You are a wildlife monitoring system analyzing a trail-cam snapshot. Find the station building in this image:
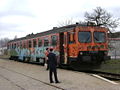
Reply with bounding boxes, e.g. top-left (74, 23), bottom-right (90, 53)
top-left (108, 38), bottom-right (120, 59)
